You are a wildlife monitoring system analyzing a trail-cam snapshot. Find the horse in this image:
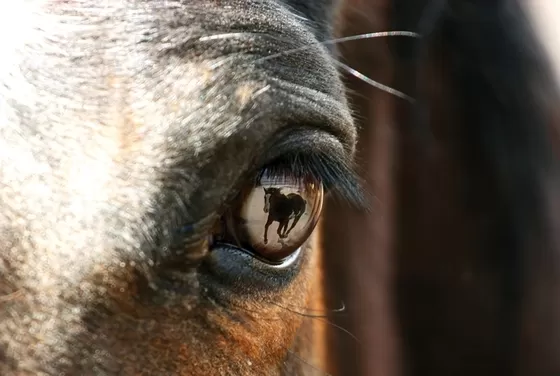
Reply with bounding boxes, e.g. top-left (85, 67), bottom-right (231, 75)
top-left (0, 1), bottom-right (360, 375)
top-left (262, 187), bottom-right (307, 244)
top-left (1, 0), bottom-right (560, 375)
